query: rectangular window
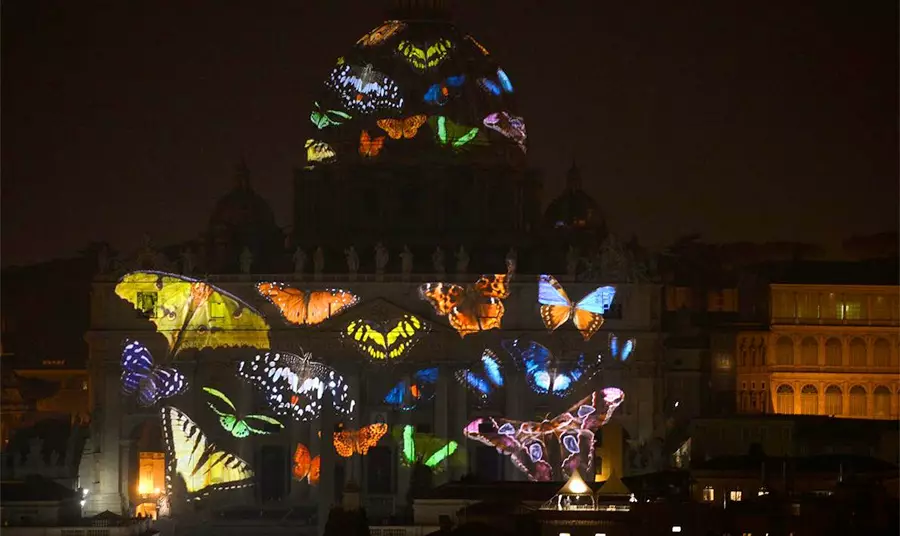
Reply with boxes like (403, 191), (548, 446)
(702, 486), (715, 502)
(843, 296), (865, 320)
(729, 490), (742, 501)
(136, 292), (158, 318)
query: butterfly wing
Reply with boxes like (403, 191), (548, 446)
(455, 349), (504, 403)
(465, 35), (490, 55)
(257, 283), (308, 325)
(418, 283), (466, 316)
(377, 118), (404, 139)
(496, 69), (514, 92)
(503, 339), (557, 395)
(161, 407), (253, 496)
(116, 271), (269, 355)
(463, 417), (552, 481)
(293, 443), (312, 480)
(306, 139), (337, 164)
(478, 78), (501, 95)
(357, 21), (407, 47)
(306, 290), (360, 325)
(403, 114), (427, 138)
(537, 274), (573, 332)
(121, 339), (154, 398)
(385, 367), (438, 410)
(334, 423), (388, 457)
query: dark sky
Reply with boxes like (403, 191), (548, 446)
(3, 0), (897, 267)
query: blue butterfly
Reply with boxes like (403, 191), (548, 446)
(477, 68), (513, 96)
(502, 340), (599, 397)
(424, 75), (466, 106)
(609, 333), (635, 361)
(384, 367), (439, 410)
(455, 349), (504, 404)
(121, 339), (188, 407)
(538, 274), (616, 341)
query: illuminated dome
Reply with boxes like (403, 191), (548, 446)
(545, 163), (606, 232)
(305, 3), (526, 168)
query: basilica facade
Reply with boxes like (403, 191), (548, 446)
(79, 1), (667, 519)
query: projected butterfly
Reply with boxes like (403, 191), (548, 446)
(306, 139), (337, 164)
(237, 350), (355, 421)
(397, 39), (452, 71)
(202, 387), (283, 438)
(384, 367), (439, 410)
(478, 68), (514, 96)
(484, 112), (527, 153)
(377, 114), (427, 140)
(465, 35), (490, 56)
(609, 333), (636, 362)
(502, 339), (600, 397)
(292, 443), (320, 485)
(396, 425), (460, 471)
(427, 116), (481, 149)
(538, 274), (616, 341)
(343, 314), (430, 361)
(116, 271), (270, 357)
(120, 339), (188, 406)
(310, 102), (352, 129)
(161, 406), (254, 497)
(359, 130), (386, 157)
(357, 20), (407, 47)
(463, 388), (625, 481)
(424, 75), (465, 106)
(256, 282), (359, 327)
(326, 63), (403, 114)
(419, 268), (512, 337)
(455, 349), (505, 404)
(333, 423), (389, 457)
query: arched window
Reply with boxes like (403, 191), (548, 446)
(873, 339), (891, 368)
(849, 385), (867, 417)
(873, 386), (891, 418)
(849, 338), (867, 367)
(776, 385), (794, 415)
(776, 337), (794, 366)
(824, 385), (842, 416)
(800, 338), (818, 366)
(800, 385), (818, 415)
(825, 338), (842, 366)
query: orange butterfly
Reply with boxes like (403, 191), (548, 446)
(333, 423), (388, 458)
(377, 114), (427, 140)
(418, 268), (513, 338)
(359, 130), (385, 157)
(292, 443), (320, 485)
(256, 282), (360, 326)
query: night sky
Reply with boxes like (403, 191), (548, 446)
(3, 0), (897, 267)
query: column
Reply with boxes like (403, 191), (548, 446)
(317, 392), (336, 536)
(866, 382), (875, 418)
(841, 384), (850, 417)
(432, 366), (450, 486)
(504, 375), (524, 481)
(95, 364), (125, 514)
(346, 372), (362, 488)
(395, 373), (413, 508)
(817, 337), (825, 366)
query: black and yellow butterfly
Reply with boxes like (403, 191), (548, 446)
(343, 314), (430, 361)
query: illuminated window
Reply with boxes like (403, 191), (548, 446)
(873, 339), (891, 367)
(800, 337), (817, 366)
(772, 290), (794, 319)
(559, 533), (571, 536)
(800, 385), (818, 415)
(729, 490), (742, 501)
(209, 300), (226, 319)
(873, 386), (890, 417)
(849, 338), (866, 366)
(716, 353), (732, 370)
(702, 486), (715, 502)
(136, 292), (158, 318)
(776, 385), (794, 414)
(825, 385), (842, 415)
(796, 292), (818, 319)
(843, 296), (864, 320)
(820, 292), (839, 321)
(825, 338), (842, 366)
(849, 386), (867, 416)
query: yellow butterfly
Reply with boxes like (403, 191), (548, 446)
(377, 114), (427, 140)
(306, 139), (336, 164)
(343, 314), (430, 361)
(115, 271), (270, 357)
(397, 39), (452, 71)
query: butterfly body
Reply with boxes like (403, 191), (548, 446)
(502, 339), (599, 397)
(257, 282), (359, 327)
(121, 339), (188, 406)
(161, 407), (254, 497)
(419, 272), (512, 337)
(343, 314), (429, 361)
(116, 271), (270, 355)
(538, 274), (616, 341)
(237, 351), (355, 421)
(463, 389), (625, 481)
(334, 423), (389, 457)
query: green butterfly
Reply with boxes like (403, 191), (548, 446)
(427, 116), (481, 148)
(203, 387), (284, 438)
(310, 102), (352, 129)
(398, 425), (459, 470)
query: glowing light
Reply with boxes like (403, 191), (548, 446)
(343, 314), (430, 361)
(203, 387), (284, 438)
(462, 390), (624, 481)
(483, 112), (527, 153)
(333, 423), (388, 457)
(115, 271), (270, 355)
(419, 268), (513, 337)
(538, 274), (616, 341)
(377, 114), (427, 139)
(397, 39), (452, 71)
(672, 527), (682, 533)
(237, 350), (355, 421)
(502, 339), (600, 397)
(326, 63), (403, 114)
(121, 339), (187, 406)
(161, 407), (254, 496)
(256, 282), (359, 327)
